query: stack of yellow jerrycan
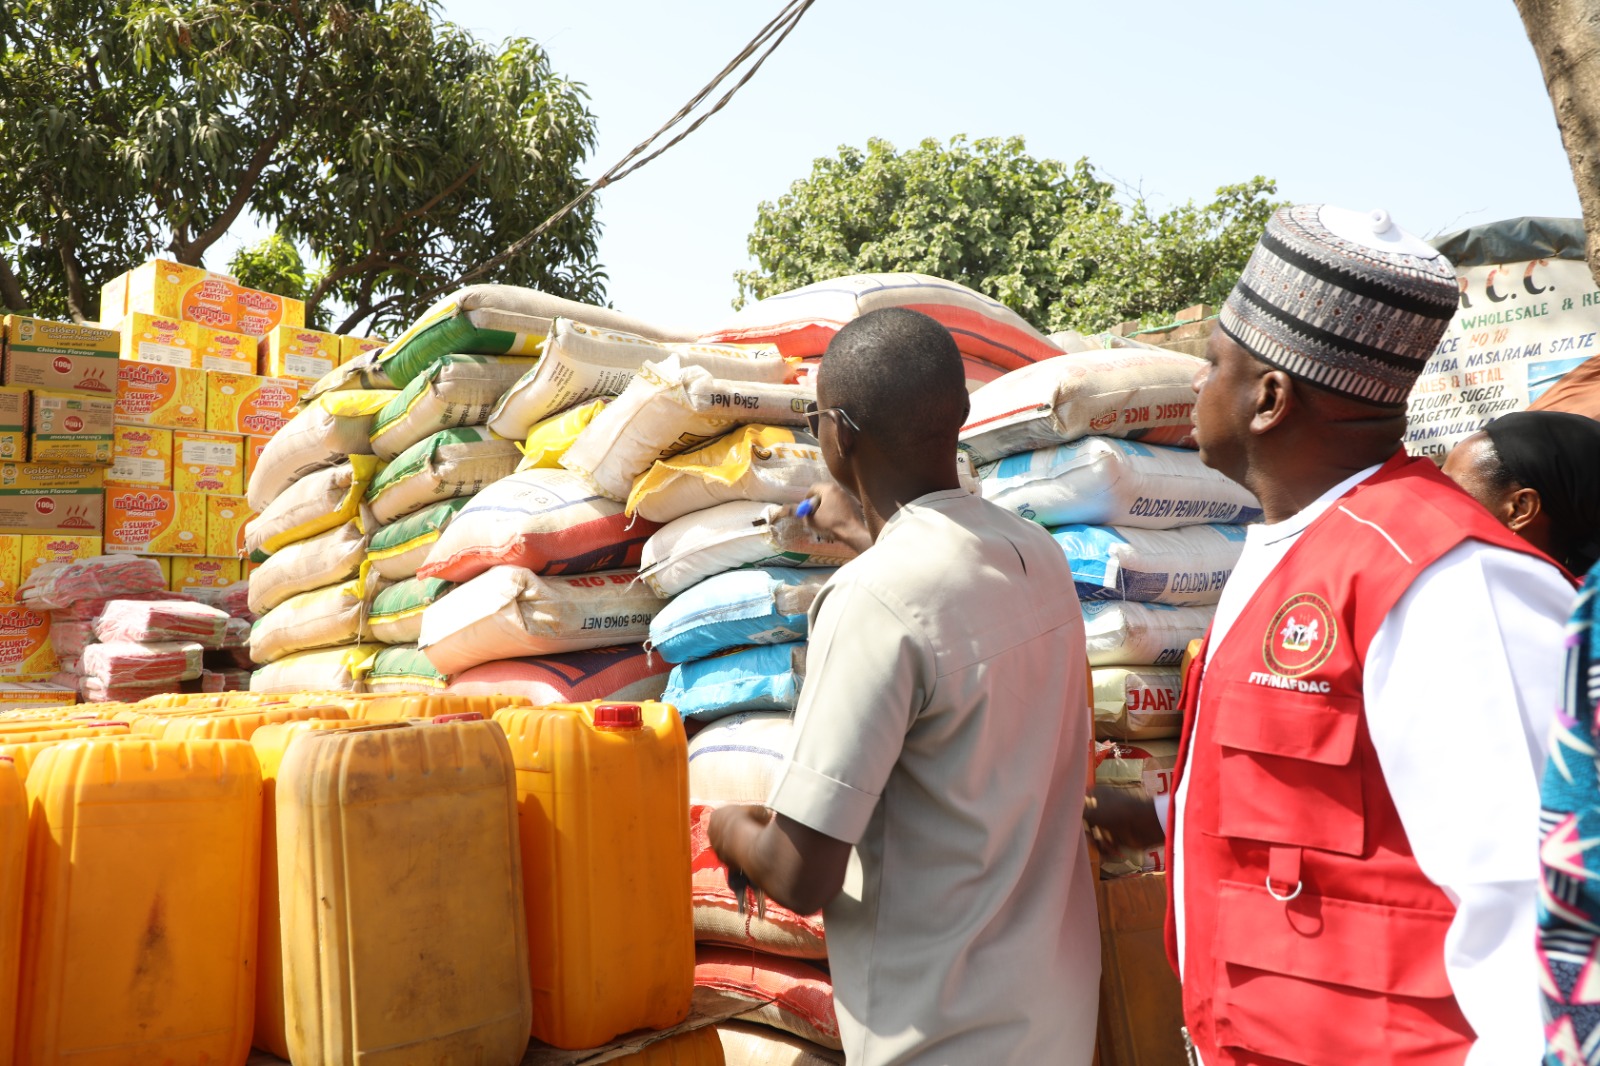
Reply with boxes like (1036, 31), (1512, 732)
(0, 758), (24, 1064)
(495, 700), (695, 1050)
(276, 713), (533, 1065)
(15, 738), (261, 1065)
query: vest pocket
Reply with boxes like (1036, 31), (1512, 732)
(1211, 682), (1365, 855)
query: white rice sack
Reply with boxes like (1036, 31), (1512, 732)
(688, 712), (795, 805)
(560, 356), (815, 501)
(248, 521), (370, 616)
(368, 354), (539, 460)
(486, 317), (791, 440)
(1082, 601), (1214, 667)
(1052, 523), (1245, 606)
(368, 577), (453, 645)
(627, 424), (825, 524)
(1095, 738), (1180, 876)
(1093, 666), (1183, 741)
(365, 497), (471, 581)
(244, 456), (380, 560)
(250, 643), (385, 694)
(249, 572), (385, 665)
(364, 426), (521, 525)
(303, 348), (395, 402)
(639, 501), (858, 598)
(419, 565), (667, 676)
(959, 350), (1205, 465)
(981, 437), (1261, 529)
(246, 390), (397, 511)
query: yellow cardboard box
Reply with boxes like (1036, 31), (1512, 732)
(31, 391), (114, 465)
(205, 494), (250, 558)
(0, 535), (22, 604)
(205, 371), (297, 436)
(173, 430), (244, 495)
(20, 535), (101, 586)
(0, 606), (57, 680)
(120, 311), (197, 369)
(3, 315), (118, 398)
(114, 361), (205, 430)
(123, 258), (304, 337)
(259, 325), (341, 383)
(339, 335), (386, 366)
(171, 556), (242, 591)
(0, 681), (75, 712)
(243, 435), (271, 484)
(188, 322), (256, 374)
(107, 425), (173, 488)
(99, 273), (128, 327)
(0, 387), (28, 463)
(103, 488), (206, 556)
(0, 463), (103, 536)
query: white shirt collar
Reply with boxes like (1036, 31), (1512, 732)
(1248, 463), (1384, 547)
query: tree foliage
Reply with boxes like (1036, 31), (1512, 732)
(737, 136), (1282, 333)
(0, 0), (604, 332)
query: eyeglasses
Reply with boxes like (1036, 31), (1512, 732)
(803, 401), (861, 436)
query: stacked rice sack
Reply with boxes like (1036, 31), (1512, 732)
(23, 555), (234, 701)
(961, 349), (1261, 878)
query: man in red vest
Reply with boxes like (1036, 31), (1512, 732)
(1090, 204), (1575, 1064)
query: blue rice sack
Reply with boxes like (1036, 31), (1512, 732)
(663, 642), (807, 722)
(1052, 523), (1246, 606)
(648, 567), (834, 664)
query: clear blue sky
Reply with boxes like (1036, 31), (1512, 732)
(278, 2), (1587, 330)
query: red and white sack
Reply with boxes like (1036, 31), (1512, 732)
(1092, 666), (1183, 741)
(1095, 739), (1179, 876)
(690, 806), (825, 960)
(80, 641), (204, 685)
(959, 349), (1206, 465)
(417, 565), (667, 676)
(694, 948), (840, 1050)
(21, 555), (167, 609)
(247, 521), (369, 616)
(560, 355), (815, 501)
(716, 1023), (844, 1066)
(640, 501), (858, 598)
(486, 317), (791, 440)
(418, 468), (659, 584)
(446, 644), (671, 703)
(93, 599), (229, 646)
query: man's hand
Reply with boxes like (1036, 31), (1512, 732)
(1083, 783), (1165, 853)
(709, 803), (852, 916)
(775, 481), (873, 554)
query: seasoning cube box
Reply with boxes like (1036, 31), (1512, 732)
(103, 488), (206, 555)
(0, 463), (104, 536)
(3, 315), (118, 398)
(205, 371), (297, 436)
(114, 361), (205, 430)
(19, 535), (101, 586)
(0, 388), (28, 463)
(123, 258), (304, 337)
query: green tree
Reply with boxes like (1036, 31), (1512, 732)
(736, 135), (1282, 334)
(0, 1), (603, 333)
(227, 232), (325, 327)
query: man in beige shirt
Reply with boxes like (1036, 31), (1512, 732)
(710, 308), (1100, 1065)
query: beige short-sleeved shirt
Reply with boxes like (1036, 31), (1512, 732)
(767, 489), (1100, 1066)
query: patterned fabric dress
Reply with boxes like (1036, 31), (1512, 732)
(1541, 564), (1600, 1064)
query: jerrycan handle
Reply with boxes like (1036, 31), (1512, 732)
(593, 703), (644, 731)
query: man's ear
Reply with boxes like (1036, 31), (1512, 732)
(1249, 370), (1296, 436)
(1505, 486), (1542, 532)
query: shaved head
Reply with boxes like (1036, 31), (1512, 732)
(816, 308), (969, 457)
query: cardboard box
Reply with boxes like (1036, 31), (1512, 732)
(189, 323), (256, 375)
(171, 556), (242, 592)
(106, 425), (174, 488)
(1093, 869), (1187, 1066)
(0, 463), (104, 536)
(0, 681), (75, 712)
(2, 315), (118, 398)
(124, 258), (304, 337)
(98, 273), (129, 328)
(114, 361), (205, 430)
(243, 435), (271, 484)
(339, 335), (386, 366)
(0, 606), (57, 680)
(205, 372), (297, 436)
(259, 326), (340, 383)
(173, 431), (244, 495)
(104, 488), (206, 556)
(205, 494), (250, 558)
(0, 387), (28, 463)
(120, 311), (196, 369)
(31, 391), (114, 465)
(19, 535), (101, 586)
(0, 535), (21, 604)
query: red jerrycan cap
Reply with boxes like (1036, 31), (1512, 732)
(430, 712), (483, 724)
(593, 703), (644, 730)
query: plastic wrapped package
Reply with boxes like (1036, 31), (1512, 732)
(93, 599), (229, 646)
(80, 641), (204, 685)
(47, 620), (96, 660)
(187, 581), (253, 620)
(20, 555), (168, 609)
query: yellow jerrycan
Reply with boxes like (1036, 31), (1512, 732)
(277, 717), (532, 1065)
(248, 717), (390, 1061)
(349, 692), (531, 722)
(0, 758), (26, 1066)
(14, 738), (262, 1066)
(611, 1027), (726, 1064)
(0, 727), (135, 782)
(160, 702), (347, 742)
(495, 701), (694, 1049)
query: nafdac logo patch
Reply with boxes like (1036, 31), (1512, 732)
(1262, 593), (1336, 678)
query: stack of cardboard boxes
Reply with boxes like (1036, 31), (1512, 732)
(0, 257), (383, 692)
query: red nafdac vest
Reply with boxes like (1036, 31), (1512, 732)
(1164, 454), (1564, 1066)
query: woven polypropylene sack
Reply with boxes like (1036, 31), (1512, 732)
(980, 437), (1261, 529)
(559, 356), (814, 501)
(247, 521), (369, 616)
(694, 948), (839, 1048)
(378, 285), (697, 387)
(687, 711), (793, 806)
(247, 390), (396, 511)
(1082, 600), (1215, 667)
(1095, 738), (1179, 876)
(446, 644), (671, 703)
(514, 398), (608, 472)
(1052, 523), (1246, 606)
(249, 643), (385, 693)
(364, 426), (520, 525)
(302, 348), (395, 402)
(418, 565), (667, 676)
(664, 643), (807, 722)
(627, 425), (825, 524)
(248, 572), (384, 664)
(958, 350), (1210, 465)
(368, 577), (452, 645)
(715, 1023), (843, 1066)
(418, 468), (658, 584)
(486, 317), (790, 440)
(243, 456), (380, 560)
(648, 567), (832, 664)
(364, 497), (470, 581)
(1092, 666), (1182, 740)
(368, 354), (538, 460)
(365, 643), (449, 693)
(639, 501), (857, 599)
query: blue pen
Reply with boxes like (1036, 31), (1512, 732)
(795, 497), (818, 520)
